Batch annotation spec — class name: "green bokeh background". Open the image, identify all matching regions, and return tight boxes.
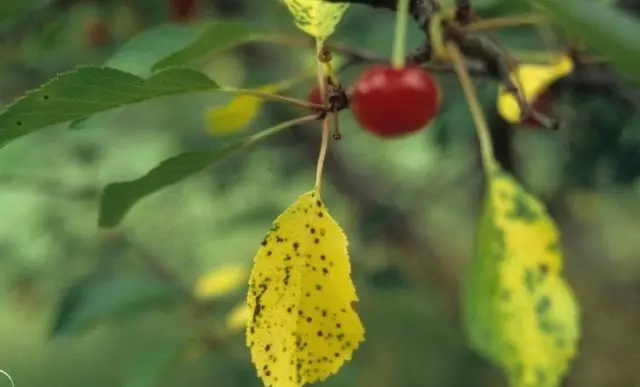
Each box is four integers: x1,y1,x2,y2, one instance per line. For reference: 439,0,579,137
1,1,639,387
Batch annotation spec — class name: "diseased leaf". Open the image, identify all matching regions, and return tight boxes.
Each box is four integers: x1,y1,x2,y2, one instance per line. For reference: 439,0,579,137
51,276,181,337
0,66,218,148
533,0,640,83
464,167,580,387
282,0,350,40
246,190,364,387
152,21,257,71
497,55,573,124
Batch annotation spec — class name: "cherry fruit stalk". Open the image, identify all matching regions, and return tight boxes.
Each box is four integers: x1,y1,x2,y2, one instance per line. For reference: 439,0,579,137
350,64,440,138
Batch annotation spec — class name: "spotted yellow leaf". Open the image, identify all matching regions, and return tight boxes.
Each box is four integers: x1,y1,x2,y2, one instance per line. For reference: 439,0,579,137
464,167,580,387
497,55,573,124
246,189,364,387
193,265,248,300
281,0,349,40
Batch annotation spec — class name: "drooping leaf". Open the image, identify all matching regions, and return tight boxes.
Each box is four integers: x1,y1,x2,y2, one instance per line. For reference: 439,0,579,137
464,167,580,387
51,276,181,337
246,189,364,387
193,265,249,301
124,341,187,387
99,143,244,228
152,21,258,71
533,0,640,83
98,114,315,228
497,55,573,124
282,0,350,40
0,66,218,148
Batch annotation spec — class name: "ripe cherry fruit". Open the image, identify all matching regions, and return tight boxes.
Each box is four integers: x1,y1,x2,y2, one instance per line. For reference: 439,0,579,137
308,86,324,107
350,64,440,138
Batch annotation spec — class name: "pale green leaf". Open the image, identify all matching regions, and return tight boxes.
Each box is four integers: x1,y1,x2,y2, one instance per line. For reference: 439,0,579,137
151,21,257,71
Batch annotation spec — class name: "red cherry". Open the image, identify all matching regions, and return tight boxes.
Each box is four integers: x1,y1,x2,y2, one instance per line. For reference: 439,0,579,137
350,64,440,138
308,86,324,106
521,90,552,128
170,0,198,22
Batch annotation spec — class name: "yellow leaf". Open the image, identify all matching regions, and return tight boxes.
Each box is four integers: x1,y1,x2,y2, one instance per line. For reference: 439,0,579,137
246,190,364,387
193,265,248,300
497,56,573,124
281,0,349,40
464,167,580,387
204,94,263,136
226,303,252,333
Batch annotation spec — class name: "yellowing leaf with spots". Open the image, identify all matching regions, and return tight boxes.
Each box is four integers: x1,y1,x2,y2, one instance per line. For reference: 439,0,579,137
497,55,573,124
193,265,248,300
464,167,580,387
246,190,364,387
281,0,349,40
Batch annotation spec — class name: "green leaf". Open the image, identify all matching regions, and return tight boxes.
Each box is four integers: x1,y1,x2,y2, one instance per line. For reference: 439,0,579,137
51,276,181,337
464,167,580,387
99,144,244,228
151,21,259,71
107,24,205,77
0,66,218,148
124,341,188,387
534,0,640,83
98,114,313,228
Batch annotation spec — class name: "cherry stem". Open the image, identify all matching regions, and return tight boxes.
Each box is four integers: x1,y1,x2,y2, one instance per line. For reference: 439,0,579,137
248,114,318,145
462,14,546,32
447,42,497,174
219,87,322,109
392,0,411,68
315,116,331,193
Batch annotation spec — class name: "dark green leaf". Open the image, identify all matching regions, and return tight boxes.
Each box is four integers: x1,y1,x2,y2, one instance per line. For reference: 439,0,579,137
124,341,188,387
0,66,218,148
99,143,245,228
535,0,640,83
51,276,181,337
151,21,258,71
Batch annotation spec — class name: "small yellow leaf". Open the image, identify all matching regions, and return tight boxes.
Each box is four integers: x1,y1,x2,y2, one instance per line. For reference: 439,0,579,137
226,303,252,333
246,190,364,387
281,0,349,40
204,94,263,136
193,265,248,301
497,56,573,124
464,167,580,387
